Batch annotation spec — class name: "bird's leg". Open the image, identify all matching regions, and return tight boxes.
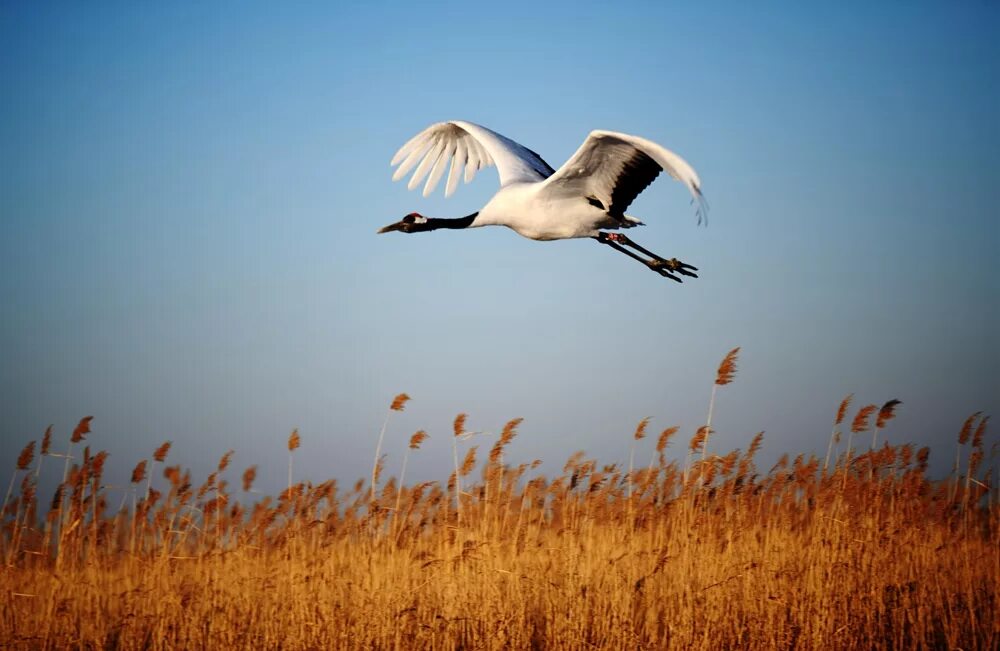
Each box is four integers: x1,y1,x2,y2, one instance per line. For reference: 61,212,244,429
595,232,698,281
610,233,699,277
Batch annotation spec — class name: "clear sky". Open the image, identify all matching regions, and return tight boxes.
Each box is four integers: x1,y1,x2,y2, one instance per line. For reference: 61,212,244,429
1,2,997,496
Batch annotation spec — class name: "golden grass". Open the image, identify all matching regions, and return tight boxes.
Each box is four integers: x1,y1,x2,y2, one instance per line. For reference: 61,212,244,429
1,368,997,649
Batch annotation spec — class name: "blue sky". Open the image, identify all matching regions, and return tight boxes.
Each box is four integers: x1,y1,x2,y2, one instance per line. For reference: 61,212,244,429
1,2,997,495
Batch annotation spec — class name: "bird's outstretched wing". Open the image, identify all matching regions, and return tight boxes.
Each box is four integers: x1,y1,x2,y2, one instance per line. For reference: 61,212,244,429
390,121,556,198
539,130,707,223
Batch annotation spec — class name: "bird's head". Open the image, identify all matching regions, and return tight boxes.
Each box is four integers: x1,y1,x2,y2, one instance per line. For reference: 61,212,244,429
377,212,427,234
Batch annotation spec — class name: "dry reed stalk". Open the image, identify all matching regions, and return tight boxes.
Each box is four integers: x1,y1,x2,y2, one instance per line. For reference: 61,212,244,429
841,404,877,489
870,399,902,479
371,394,409,507
965,416,990,506
628,418,651,501
153,441,171,463
55,417,92,562
1,442,36,545
484,419,521,536
953,412,981,501
287,429,300,508
825,394,852,475
6,375,999,650
241,466,256,493
217,451,234,473
130,461,147,485
701,347,740,474
649,426,679,475
394,431,428,534
684,426,711,487
452,414,467,523
144,441,172,501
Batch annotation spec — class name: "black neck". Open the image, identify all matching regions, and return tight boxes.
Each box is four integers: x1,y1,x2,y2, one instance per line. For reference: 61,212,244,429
414,212,478,232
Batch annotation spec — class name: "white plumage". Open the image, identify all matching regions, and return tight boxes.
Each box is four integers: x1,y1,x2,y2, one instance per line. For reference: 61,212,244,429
379,120,707,281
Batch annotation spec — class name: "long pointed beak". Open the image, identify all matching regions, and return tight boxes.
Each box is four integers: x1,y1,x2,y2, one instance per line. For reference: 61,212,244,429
377,222,402,234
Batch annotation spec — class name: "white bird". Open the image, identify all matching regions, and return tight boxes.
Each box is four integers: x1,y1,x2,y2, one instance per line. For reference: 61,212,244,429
378,120,707,281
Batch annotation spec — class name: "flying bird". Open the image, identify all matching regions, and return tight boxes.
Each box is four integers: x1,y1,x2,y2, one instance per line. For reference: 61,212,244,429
378,121,707,282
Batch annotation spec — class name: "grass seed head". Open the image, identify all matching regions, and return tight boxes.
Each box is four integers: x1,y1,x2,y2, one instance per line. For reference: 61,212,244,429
17,441,35,470
656,426,679,453
460,446,477,477
851,405,878,433
453,414,467,438
409,430,429,450
243,466,257,493
218,450,234,473
92,451,108,476
971,415,989,449
633,417,651,441
836,394,854,425
131,460,147,484
715,347,741,386
390,393,411,411
41,425,53,455
153,441,172,463
876,399,902,429
690,426,711,453
958,412,981,445
71,416,93,443
499,418,523,447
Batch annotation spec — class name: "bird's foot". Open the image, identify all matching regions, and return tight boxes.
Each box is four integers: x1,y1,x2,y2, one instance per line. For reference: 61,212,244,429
648,258,698,281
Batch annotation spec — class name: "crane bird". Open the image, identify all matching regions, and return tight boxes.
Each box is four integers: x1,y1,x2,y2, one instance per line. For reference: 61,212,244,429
378,121,707,282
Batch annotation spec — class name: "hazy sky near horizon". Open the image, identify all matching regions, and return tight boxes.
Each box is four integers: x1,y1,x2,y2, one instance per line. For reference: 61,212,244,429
1,2,997,496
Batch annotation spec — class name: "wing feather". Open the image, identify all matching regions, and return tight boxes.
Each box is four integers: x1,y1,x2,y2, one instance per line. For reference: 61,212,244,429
445,140,466,198
407,136,445,191
464,139,480,182
391,121,555,198
392,134,433,182
390,130,429,166
540,130,707,224
423,139,456,197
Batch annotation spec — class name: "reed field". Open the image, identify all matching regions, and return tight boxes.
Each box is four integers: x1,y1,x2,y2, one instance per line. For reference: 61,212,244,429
1,351,997,650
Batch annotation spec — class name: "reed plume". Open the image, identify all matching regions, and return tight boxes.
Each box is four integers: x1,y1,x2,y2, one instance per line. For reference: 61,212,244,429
870,399,902,479
287,429,300,503
131,461,147,485
701,347,740,472
716,347,740,386
2,441,36,531
371,394,409,506
41,425,52,456
825,393,853,474
839,404,875,490
217,450,234,473
628,418,651,499
395,430,429,531
875,399,901,430
242,466,257,492
452,413,467,520
965,416,990,501
153,441,172,463
146,440,172,500
71,416,93,444
650,426,679,473
390,393,411,412
685,426,711,484
953,412,981,500
459,446,477,477
851,405,877,433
